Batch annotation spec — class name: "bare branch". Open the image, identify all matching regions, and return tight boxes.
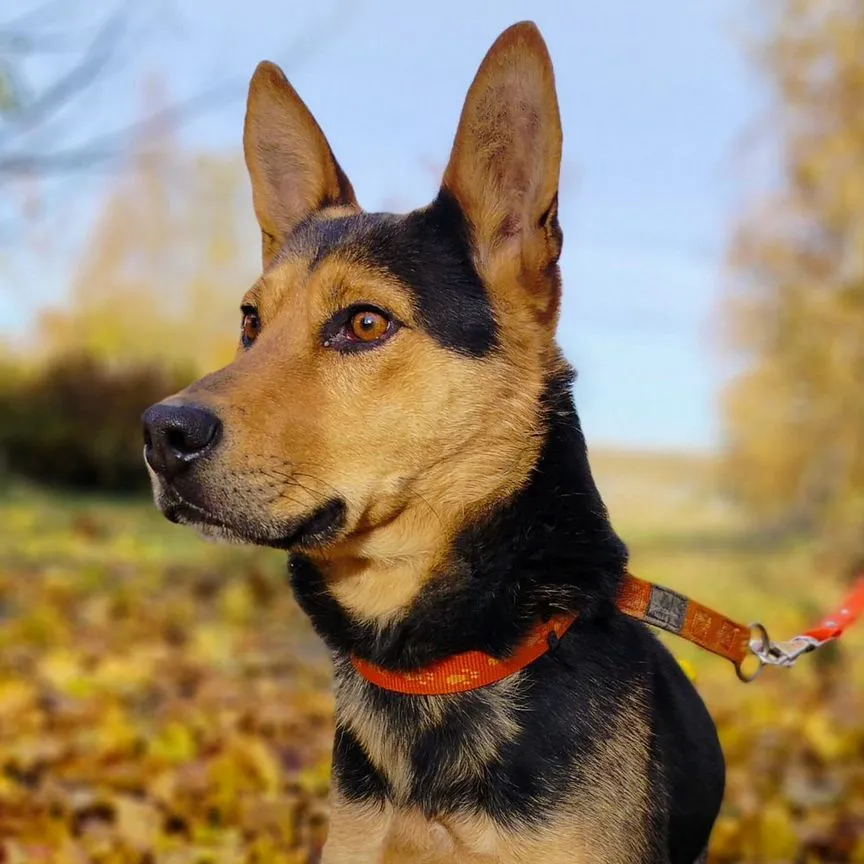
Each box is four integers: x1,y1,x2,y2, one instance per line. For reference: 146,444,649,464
0,80,241,176
0,0,355,261
1,0,83,35
0,0,354,181
0,8,125,144
0,31,78,54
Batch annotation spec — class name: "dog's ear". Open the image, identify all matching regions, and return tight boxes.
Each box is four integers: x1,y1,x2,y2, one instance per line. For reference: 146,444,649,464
244,61,358,267
441,22,563,329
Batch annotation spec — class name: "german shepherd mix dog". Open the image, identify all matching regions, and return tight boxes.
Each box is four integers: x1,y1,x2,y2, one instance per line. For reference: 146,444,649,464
143,21,723,864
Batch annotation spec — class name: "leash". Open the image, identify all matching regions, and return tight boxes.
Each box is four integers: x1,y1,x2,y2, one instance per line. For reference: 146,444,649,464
621,572,864,682
351,572,864,695
739,574,864,681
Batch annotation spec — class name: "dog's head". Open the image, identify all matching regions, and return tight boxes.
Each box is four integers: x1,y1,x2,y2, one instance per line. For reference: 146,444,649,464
143,22,566,618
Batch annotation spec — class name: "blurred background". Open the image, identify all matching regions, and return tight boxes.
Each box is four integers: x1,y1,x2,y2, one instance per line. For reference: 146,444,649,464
1,1,863,861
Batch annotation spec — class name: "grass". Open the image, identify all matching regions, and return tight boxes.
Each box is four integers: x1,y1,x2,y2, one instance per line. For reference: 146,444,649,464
0,456,863,863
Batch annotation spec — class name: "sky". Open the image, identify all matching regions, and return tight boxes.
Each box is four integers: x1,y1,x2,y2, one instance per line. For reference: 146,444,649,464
1,0,767,451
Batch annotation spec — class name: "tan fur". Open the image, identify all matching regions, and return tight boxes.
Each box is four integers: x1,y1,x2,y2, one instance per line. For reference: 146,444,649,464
158,21,646,862
244,62,359,266
323,688,652,864
442,22,564,337
162,23,564,629
181,238,548,625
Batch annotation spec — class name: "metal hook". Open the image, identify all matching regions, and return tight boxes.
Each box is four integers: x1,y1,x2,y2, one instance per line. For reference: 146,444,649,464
739,621,823,682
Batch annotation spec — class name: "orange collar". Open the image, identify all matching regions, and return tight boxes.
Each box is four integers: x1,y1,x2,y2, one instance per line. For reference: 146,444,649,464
352,612,578,695
351,573,753,695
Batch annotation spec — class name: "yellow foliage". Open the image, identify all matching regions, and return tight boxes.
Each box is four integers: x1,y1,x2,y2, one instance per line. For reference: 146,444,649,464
1,464,863,862
746,800,799,861
148,722,198,766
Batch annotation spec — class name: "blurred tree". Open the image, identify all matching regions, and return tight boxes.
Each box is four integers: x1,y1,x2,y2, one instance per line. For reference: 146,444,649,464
38,77,254,373
0,77,253,489
0,353,192,490
724,0,864,571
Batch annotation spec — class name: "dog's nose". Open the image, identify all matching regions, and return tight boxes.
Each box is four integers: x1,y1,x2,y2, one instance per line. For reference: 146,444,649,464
142,403,222,481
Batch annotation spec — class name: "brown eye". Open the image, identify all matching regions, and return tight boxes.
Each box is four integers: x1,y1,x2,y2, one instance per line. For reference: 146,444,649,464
349,310,390,342
241,309,260,347
322,305,399,352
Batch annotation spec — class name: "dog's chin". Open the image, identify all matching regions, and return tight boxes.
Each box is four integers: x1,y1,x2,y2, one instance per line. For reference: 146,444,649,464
153,486,347,552
165,508,255,546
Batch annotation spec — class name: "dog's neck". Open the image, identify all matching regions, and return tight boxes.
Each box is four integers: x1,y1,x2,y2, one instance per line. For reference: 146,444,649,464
288,367,628,671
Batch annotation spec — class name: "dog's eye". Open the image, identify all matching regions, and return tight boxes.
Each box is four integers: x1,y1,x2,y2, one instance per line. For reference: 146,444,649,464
349,310,390,342
241,309,260,348
323,306,398,352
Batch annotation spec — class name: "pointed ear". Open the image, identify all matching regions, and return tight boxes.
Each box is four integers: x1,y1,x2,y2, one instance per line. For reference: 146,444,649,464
441,22,563,327
243,61,359,267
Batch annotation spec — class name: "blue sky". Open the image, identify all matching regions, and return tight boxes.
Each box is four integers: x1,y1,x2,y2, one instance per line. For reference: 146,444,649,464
1,0,765,451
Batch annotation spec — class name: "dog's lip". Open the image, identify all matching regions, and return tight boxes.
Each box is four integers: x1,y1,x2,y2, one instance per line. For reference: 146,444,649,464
160,492,346,551
162,494,219,526
269,499,346,550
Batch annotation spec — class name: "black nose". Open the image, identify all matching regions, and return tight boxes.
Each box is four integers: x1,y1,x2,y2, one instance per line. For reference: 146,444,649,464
142,403,222,481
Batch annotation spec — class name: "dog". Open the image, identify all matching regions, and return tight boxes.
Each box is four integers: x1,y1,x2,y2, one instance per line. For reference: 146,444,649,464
142,21,724,863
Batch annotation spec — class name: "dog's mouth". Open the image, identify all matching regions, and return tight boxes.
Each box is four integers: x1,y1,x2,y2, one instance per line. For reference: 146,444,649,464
159,489,347,551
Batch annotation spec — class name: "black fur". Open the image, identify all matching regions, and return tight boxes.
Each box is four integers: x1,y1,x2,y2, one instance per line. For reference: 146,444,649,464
289,370,725,864
332,725,391,803
290,368,624,667
291,191,498,358
145,28,724,861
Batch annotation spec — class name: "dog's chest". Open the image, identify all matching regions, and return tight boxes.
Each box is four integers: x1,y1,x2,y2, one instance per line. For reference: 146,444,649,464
327,665,655,864
333,662,523,805
325,800,644,864
381,808,499,863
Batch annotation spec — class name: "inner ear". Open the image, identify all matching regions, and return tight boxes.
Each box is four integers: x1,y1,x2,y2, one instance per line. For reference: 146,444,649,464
441,21,563,314
243,61,359,267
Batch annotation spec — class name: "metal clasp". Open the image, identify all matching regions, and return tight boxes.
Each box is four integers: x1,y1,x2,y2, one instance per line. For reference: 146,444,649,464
736,622,823,682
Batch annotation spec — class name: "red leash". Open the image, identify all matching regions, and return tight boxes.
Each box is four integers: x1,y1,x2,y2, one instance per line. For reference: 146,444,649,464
352,573,864,695
742,574,864,681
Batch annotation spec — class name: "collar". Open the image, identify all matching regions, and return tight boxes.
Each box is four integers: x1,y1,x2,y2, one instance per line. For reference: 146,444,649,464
350,573,753,695
351,612,577,695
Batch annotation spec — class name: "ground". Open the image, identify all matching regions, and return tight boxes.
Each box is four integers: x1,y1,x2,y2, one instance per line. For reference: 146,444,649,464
0,451,862,863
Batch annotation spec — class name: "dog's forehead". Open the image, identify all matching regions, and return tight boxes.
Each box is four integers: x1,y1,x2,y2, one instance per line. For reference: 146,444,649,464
286,212,388,266
269,201,499,357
